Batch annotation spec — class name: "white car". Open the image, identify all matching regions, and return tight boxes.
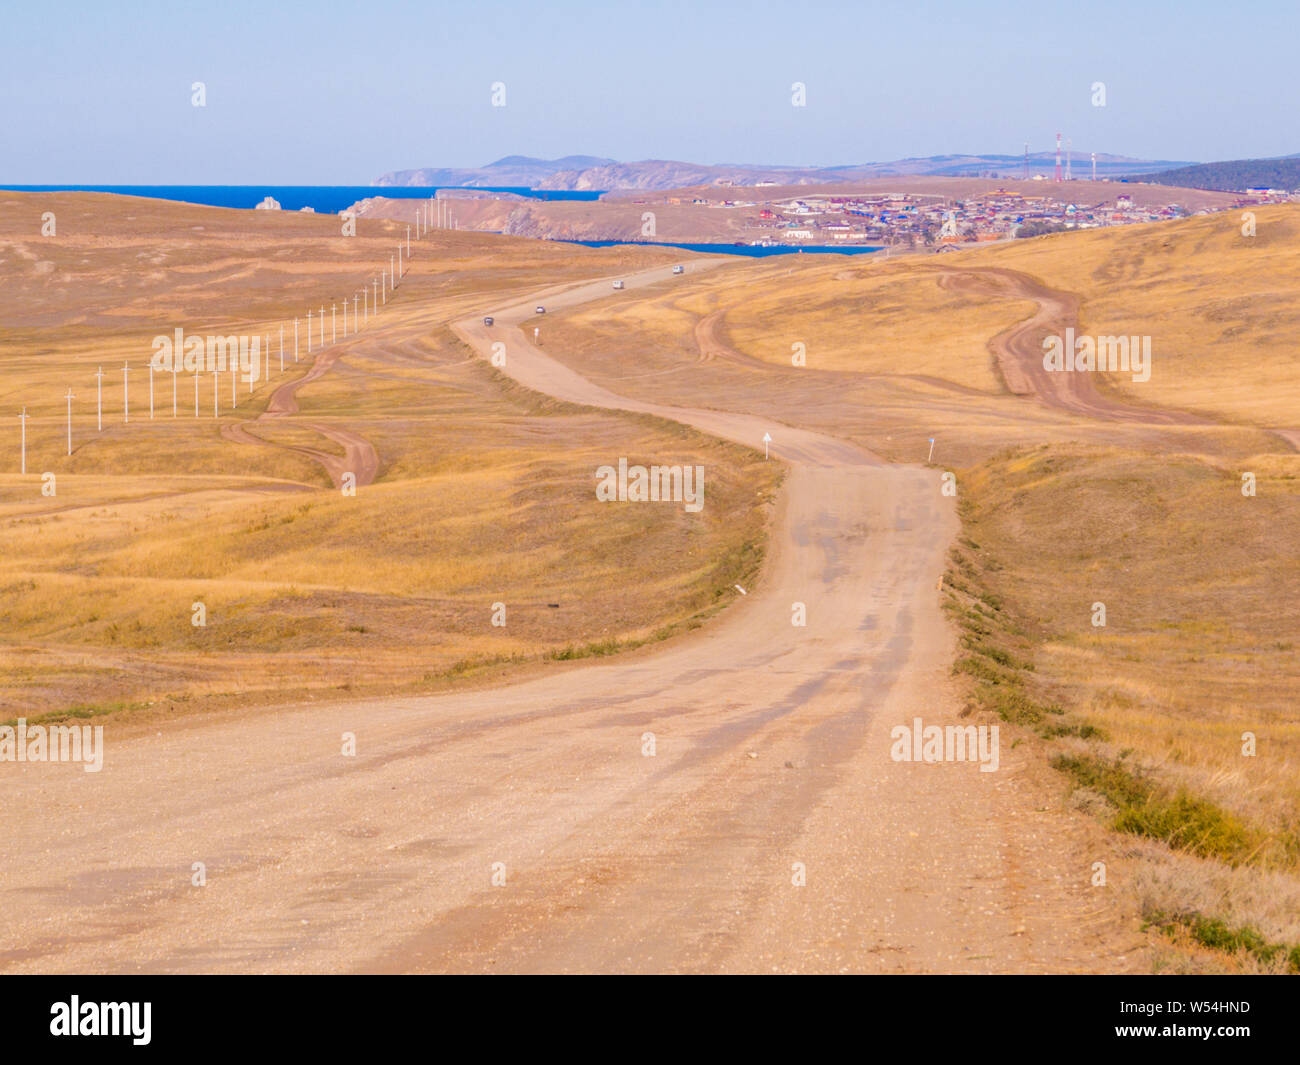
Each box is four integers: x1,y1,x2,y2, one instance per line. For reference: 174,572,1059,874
672,265,685,275
482,316,494,326
612,280,625,290
535,305,546,315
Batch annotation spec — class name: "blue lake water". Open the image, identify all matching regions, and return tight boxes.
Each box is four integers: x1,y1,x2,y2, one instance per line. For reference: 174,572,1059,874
0,185,604,212
558,239,883,257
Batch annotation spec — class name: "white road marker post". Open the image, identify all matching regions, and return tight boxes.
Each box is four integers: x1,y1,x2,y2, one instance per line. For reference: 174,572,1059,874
928,437,935,463
65,389,74,455
307,310,313,354
95,366,104,431
122,361,130,424
18,407,28,474
762,431,772,460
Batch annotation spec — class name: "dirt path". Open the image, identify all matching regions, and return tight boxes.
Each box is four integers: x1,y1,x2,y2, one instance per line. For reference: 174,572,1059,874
939,266,1212,424
219,332,380,489
0,261,1145,974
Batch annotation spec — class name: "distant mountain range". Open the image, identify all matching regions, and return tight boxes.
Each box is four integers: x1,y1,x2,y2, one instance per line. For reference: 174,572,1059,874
1145,155,1300,193
375,152,1194,191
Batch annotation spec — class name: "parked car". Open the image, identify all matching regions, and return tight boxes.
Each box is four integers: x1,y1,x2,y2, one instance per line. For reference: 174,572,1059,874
535,305,546,314
483,316,494,326
672,265,685,275
612,280,625,290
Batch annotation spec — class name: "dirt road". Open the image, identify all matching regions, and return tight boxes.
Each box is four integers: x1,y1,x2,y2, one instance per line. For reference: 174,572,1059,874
0,262,1144,973
939,266,1211,425
219,343,380,489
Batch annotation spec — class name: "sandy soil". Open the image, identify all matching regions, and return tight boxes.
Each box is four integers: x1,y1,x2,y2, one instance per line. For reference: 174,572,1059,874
0,260,1147,973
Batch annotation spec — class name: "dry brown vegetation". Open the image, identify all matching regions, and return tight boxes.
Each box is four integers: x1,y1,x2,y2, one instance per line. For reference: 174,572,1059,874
0,192,778,723
540,209,1300,971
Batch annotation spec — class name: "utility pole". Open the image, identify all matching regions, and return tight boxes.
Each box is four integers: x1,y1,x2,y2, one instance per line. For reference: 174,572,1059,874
307,310,313,354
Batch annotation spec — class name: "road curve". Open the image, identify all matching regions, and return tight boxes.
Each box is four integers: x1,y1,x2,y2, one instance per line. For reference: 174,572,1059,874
0,261,1141,974
220,337,380,488
938,266,1211,425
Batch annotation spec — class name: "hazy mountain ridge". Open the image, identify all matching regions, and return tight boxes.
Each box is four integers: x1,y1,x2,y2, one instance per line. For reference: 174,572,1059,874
376,152,1195,190
1146,155,1300,192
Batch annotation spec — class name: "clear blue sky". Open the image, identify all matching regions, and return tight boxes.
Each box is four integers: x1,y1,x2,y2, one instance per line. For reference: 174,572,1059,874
2,0,1295,182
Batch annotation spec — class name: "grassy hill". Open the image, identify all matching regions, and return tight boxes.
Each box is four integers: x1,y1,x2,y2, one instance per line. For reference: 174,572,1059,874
1148,155,1300,192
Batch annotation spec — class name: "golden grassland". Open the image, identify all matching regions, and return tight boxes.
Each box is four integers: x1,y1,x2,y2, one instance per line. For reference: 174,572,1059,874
540,248,1278,469
7,189,1300,970
967,204,1300,429
0,193,777,722
542,210,1300,971
947,445,1300,971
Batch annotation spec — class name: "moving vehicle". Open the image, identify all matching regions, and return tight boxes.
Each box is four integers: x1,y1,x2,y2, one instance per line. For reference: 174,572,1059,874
612,280,625,290
535,305,546,314
672,265,685,275
483,316,494,326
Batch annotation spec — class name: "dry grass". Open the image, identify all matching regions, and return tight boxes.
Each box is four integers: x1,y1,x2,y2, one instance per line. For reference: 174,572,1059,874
0,193,778,721
966,204,1300,429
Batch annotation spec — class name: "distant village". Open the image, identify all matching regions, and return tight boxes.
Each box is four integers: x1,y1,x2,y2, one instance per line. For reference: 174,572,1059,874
634,183,1296,250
